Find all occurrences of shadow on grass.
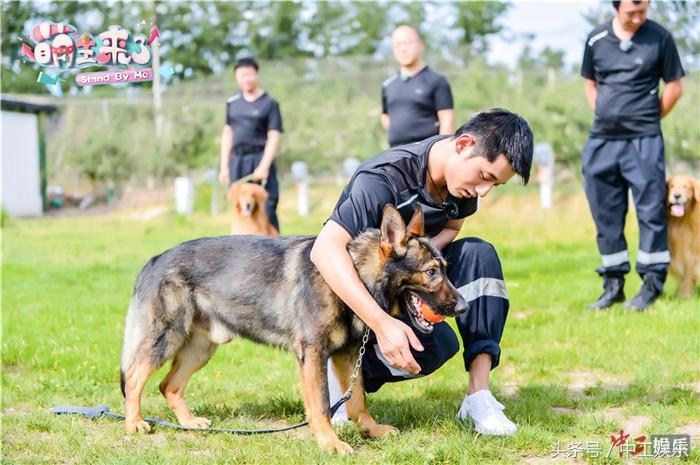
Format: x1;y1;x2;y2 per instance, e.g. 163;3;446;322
189;382;697;435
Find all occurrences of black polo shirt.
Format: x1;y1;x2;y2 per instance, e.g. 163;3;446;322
329;135;478;239
581;19;684;139
381;66;454;147
225;92;283;149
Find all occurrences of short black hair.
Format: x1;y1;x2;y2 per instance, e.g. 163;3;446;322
612;0;647;10
392;24;423;41
234;57;259;71
454;108;534;184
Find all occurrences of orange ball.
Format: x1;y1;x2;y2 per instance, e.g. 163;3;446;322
421;303;445;323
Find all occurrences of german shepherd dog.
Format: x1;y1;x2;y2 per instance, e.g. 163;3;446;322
120;205;467;453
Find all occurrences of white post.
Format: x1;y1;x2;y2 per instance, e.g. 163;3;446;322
174;176;194;215
291;161;309;217
534;142;555;209
297;181;309;217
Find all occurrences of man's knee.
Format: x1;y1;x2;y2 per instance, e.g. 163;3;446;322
448;238;502;275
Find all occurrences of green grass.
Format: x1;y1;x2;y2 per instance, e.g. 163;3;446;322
2;184;699;464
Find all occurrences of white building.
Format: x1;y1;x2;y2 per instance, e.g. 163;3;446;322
1;97;57;217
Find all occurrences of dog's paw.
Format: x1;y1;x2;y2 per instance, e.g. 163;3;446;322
320;438;354;455
179;416;212;429
363;423;399;438
126;418;151;433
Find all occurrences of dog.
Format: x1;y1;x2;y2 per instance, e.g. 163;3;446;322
666;174;700;297
120;205;467;453
227;182;278;236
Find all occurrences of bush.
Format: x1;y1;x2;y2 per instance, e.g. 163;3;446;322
47;56;700;191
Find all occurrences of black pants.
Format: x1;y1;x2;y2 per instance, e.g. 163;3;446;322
362;238;510;393
228;147;280;232
582;135;668;291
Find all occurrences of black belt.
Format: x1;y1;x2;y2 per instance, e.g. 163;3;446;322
233;145;265;156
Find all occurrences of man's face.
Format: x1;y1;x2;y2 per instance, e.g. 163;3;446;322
235;66;258;93
391;26;423;67
443;135;516;199
616;0;649;32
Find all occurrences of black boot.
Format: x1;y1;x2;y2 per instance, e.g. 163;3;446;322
623;274;662;311
588;276;625;310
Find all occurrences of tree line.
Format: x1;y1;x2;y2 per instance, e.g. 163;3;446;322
2;0;509;93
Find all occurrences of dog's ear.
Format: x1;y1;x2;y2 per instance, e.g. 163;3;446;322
380;204;407;257
406;205;424;237
227;183;240;209
254;184;269;203
694;177;700;203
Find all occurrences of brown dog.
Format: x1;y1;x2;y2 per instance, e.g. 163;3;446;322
666;174;700;297
227;182;278;236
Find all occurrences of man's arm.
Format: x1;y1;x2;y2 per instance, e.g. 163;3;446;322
431;218;464;250
253;129;281;181
437;109;455;135
219;124;233;184
583;79;597;112
310;221;424;374
660;79;683;119
380;113;390;132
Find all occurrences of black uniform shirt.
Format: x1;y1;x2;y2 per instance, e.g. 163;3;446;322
581;19;685;139
381;66;454;147
225;92;283;149
329;135;478;239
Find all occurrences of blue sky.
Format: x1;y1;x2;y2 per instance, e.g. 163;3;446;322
488;0;602;69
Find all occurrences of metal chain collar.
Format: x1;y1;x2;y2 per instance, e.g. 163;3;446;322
343;326;371;400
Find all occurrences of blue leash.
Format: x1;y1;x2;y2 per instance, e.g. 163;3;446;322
49;392;351;434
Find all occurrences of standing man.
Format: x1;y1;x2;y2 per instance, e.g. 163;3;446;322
581;0;684;311
381;24;455;147
313;109;533;436
219;57;283;233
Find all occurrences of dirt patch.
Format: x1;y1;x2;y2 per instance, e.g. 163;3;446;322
562;371;627;396
677;380;700;394
552;407;578;414
511;309;532;320
600;408;652;437
500;381;520;396
676;423;700;441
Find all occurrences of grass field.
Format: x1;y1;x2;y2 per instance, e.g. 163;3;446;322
2;183;699;464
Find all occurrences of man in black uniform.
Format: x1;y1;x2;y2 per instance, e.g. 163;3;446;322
311;109;533;436
219;57;283;232
581;0;684;311
381;24;455;147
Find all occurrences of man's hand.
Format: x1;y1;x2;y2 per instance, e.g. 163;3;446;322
252;164;270;181
218;169;229;185
660;79;683;119
373;314;424;374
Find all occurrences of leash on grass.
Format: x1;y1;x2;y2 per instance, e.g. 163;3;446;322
50;327;371;435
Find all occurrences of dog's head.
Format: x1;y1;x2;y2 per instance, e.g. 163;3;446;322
667;174;699;219
349;205;468;334
228;182;268;217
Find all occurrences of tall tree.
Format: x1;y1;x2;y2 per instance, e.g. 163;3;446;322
453;1;510;55
540;46;565;71
1;1;42;93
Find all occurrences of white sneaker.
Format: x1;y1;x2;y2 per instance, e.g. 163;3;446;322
456;389;517;435
328;360;351;425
